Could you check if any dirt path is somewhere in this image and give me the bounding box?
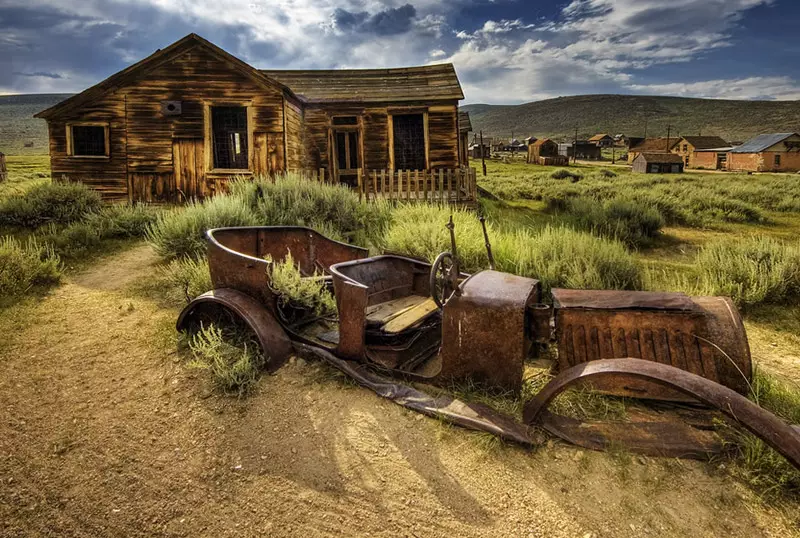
[1,243,798,537]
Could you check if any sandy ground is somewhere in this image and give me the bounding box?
[1,243,799,537]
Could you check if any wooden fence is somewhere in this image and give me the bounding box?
[285,167,478,204]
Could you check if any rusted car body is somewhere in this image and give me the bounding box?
[177,225,800,469]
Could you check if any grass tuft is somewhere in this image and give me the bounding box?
[267,252,337,316]
[187,323,263,396]
[0,236,62,299]
[160,257,212,303]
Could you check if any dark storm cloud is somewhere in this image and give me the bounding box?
[333,4,417,35]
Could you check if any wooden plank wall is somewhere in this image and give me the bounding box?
[427,105,459,169]
[47,94,129,202]
[284,97,304,170]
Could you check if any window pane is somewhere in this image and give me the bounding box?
[72,125,106,156]
[392,114,425,170]
[212,106,248,169]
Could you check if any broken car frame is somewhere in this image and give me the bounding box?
[177,221,800,470]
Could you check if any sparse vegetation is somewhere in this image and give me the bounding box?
[694,236,800,308]
[267,252,337,317]
[161,256,212,302]
[187,323,263,396]
[147,174,392,260]
[386,204,642,293]
[562,197,664,247]
[0,236,61,300]
[0,182,102,228]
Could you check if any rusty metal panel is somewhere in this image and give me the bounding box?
[550,289,752,398]
[439,270,540,393]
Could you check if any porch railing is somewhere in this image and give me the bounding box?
[284,167,478,204]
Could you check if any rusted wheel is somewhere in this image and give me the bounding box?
[430,251,457,309]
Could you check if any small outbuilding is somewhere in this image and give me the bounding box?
[528,139,569,166]
[628,137,680,163]
[727,133,800,172]
[632,153,684,174]
[559,141,601,160]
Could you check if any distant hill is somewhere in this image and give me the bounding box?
[463,95,800,143]
[0,94,72,155]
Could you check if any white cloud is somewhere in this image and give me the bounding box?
[626,77,800,101]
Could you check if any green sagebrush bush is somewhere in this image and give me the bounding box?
[550,169,583,181]
[0,236,62,297]
[266,252,337,316]
[147,174,392,260]
[161,256,212,302]
[694,236,800,307]
[385,204,641,294]
[565,197,664,248]
[0,182,102,228]
[188,323,263,396]
[40,204,160,258]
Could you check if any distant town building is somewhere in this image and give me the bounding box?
[528,139,569,166]
[672,136,731,169]
[632,153,685,174]
[558,141,601,160]
[727,133,800,172]
[588,133,615,148]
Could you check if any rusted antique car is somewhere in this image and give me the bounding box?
[177,223,800,468]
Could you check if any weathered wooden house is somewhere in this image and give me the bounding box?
[671,136,730,169]
[559,141,601,160]
[458,111,471,166]
[528,139,568,166]
[627,138,680,163]
[35,33,475,203]
[727,133,800,172]
[632,153,684,174]
[588,134,614,148]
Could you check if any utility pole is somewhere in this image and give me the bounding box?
[480,130,487,176]
[573,126,578,164]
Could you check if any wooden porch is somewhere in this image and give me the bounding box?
[286,167,478,205]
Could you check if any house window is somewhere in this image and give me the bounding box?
[392,114,426,170]
[69,124,108,157]
[211,106,248,170]
[335,131,360,171]
[775,154,782,166]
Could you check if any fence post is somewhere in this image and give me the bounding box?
[389,169,395,201]
[0,152,6,183]
[438,169,444,203]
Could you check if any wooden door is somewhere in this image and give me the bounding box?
[333,130,361,188]
[173,138,206,201]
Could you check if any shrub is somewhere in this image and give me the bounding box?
[147,195,259,259]
[87,204,160,238]
[267,252,337,316]
[188,324,262,396]
[0,236,62,297]
[147,174,392,260]
[230,175,392,248]
[0,182,102,228]
[40,222,103,257]
[694,236,800,307]
[161,257,212,302]
[385,205,642,294]
[595,169,617,179]
[550,169,583,181]
[566,197,664,247]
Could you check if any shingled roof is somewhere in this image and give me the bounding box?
[261,64,464,103]
[730,133,800,153]
[680,136,730,149]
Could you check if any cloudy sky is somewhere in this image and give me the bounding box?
[2,0,799,103]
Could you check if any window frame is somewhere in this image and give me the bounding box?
[388,110,429,171]
[66,122,110,159]
[774,154,782,166]
[204,102,254,175]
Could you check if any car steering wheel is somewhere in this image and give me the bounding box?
[430,251,458,309]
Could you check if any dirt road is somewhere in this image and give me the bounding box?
[1,243,797,537]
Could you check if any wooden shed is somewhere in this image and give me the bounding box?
[632,153,684,174]
[35,33,475,204]
[588,134,614,148]
[527,139,568,166]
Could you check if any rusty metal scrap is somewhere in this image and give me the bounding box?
[524,359,800,469]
